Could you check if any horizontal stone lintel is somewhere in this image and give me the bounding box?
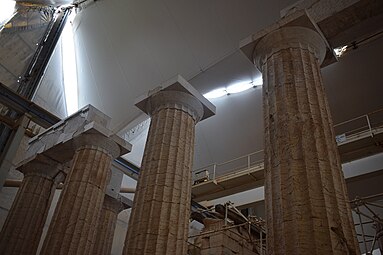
[19,105,131,169]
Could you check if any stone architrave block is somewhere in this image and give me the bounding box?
[20,105,131,167]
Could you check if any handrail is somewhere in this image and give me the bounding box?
[193,108,383,183]
[333,108,383,128]
[334,108,383,144]
[216,149,263,168]
[335,114,373,138]
[193,149,263,173]
[192,149,264,181]
[333,114,369,128]
[333,108,383,140]
[194,163,216,173]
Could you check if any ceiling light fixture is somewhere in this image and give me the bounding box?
[334,45,348,57]
[252,77,263,86]
[203,88,227,99]
[203,78,263,99]
[226,81,254,94]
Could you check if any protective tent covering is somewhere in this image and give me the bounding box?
[0,3,68,118]
[0,4,53,91]
[34,38,67,118]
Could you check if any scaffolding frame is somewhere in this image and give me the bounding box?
[189,202,266,255]
[350,193,383,254]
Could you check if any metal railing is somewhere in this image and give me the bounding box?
[192,149,264,184]
[334,109,383,145]
[192,108,383,185]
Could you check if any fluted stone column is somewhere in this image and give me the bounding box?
[92,195,124,255]
[0,156,64,255]
[123,87,211,254]
[252,26,359,254]
[40,134,120,255]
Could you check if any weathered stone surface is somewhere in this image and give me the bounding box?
[197,219,258,255]
[0,105,131,255]
[252,25,359,254]
[240,10,337,68]
[0,156,64,255]
[92,195,124,255]
[124,93,200,254]
[24,104,131,165]
[124,77,214,255]
[40,137,119,255]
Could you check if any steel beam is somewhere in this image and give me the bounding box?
[0,82,60,128]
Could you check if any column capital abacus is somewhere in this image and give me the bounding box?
[135,75,215,124]
[253,26,326,70]
[146,90,204,123]
[18,154,65,184]
[240,10,337,70]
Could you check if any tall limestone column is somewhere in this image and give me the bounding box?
[92,195,124,255]
[0,155,65,255]
[241,14,360,255]
[123,76,215,255]
[40,134,121,255]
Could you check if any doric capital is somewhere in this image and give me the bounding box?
[103,194,124,213]
[73,133,121,159]
[135,75,215,123]
[18,154,65,184]
[254,26,326,70]
[146,90,204,123]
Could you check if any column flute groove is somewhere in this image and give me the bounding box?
[123,82,214,255]
[41,135,120,255]
[295,46,333,253]
[92,195,124,255]
[251,26,360,254]
[0,156,64,255]
[162,109,184,254]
